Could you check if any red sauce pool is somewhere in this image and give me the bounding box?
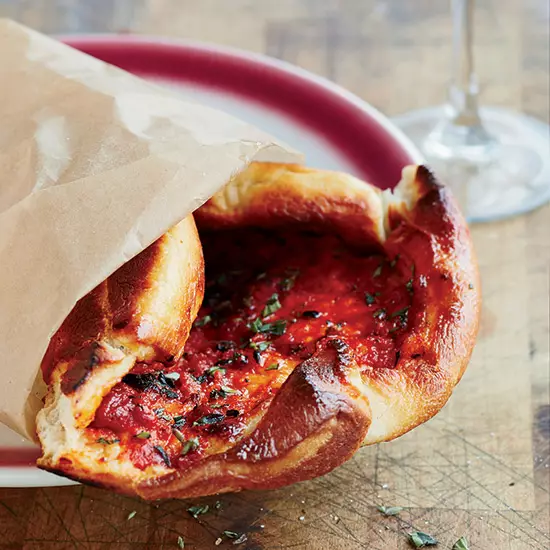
[90,229,413,469]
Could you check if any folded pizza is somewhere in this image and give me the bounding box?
[37,162,480,499]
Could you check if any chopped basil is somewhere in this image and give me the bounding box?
[249,318,287,336]
[127,510,137,520]
[408,532,438,548]
[193,413,225,426]
[216,340,235,352]
[233,534,248,545]
[302,310,321,318]
[373,264,383,278]
[164,372,180,381]
[253,350,262,364]
[223,531,240,539]
[249,341,270,351]
[391,306,410,325]
[172,428,187,444]
[180,437,199,456]
[211,386,239,399]
[205,366,226,376]
[389,254,400,268]
[280,269,300,291]
[177,535,185,549]
[123,372,178,399]
[452,537,469,550]
[214,500,223,510]
[376,505,403,516]
[187,504,209,518]
[266,362,279,371]
[96,437,119,445]
[220,385,239,395]
[154,408,173,422]
[153,445,171,467]
[173,415,185,427]
[194,315,212,328]
[373,308,386,320]
[136,431,151,439]
[262,293,282,317]
[365,292,376,305]
[406,279,414,293]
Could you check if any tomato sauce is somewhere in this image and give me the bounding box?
[90,229,413,469]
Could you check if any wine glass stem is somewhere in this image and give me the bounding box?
[449,0,481,127]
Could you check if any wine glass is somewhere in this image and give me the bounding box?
[393,0,550,223]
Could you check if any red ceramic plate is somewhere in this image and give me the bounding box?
[0,35,420,487]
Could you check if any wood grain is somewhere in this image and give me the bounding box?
[0,0,548,549]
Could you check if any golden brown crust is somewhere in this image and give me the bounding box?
[37,162,480,499]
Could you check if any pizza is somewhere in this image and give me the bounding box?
[36,162,480,499]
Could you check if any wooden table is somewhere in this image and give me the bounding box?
[0,1,548,548]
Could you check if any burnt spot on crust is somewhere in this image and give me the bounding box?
[60,343,101,394]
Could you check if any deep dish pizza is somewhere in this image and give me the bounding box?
[36,162,480,499]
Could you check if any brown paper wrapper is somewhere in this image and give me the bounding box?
[0,19,301,441]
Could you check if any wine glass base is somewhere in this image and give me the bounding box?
[393,106,550,223]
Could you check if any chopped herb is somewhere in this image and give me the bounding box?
[223,531,240,539]
[96,437,119,445]
[216,340,235,352]
[232,351,248,364]
[127,510,137,520]
[389,254,400,267]
[302,310,321,318]
[177,535,185,549]
[249,317,287,336]
[215,357,233,366]
[365,292,376,305]
[136,431,151,439]
[373,264,383,278]
[211,386,239,399]
[253,350,262,364]
[408,532,438,548]
[280,269,300,291]
[155,408,173,422]
[232,534,248,545]
[262,293,282,317]
[373,308,386,320]
[173,415,185,427]
[215,500,223,510]
[153,445,171,467]
[164,372,180,381]
[205,366,226,376]
[226,409,240,417]
[452,537,469,550]
[180,437,199,456]
[249,341,270,351]
[123,372,178,399]
[377,505,403,516]
[193,413,225,426]
[187,504,209,519]
[211,404,226,409]
[172,428,187,444]
[194,315,212,328]
[391,306,410,325]
[406,279,414,293]
[266,362,280,371]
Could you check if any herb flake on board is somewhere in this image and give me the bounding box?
[127,511,137,520]
[177,535,185,549]
[187,504,209,519]
[365,292,376,305]
[376,505,403,516]
[373,308,386,320]
[194,315,212,328]
[266,362,280,371]
[136,431,151,439]
[408,531,438,548]
[373,264,383,278]
[249,318,287,336]
[452,537,469,550]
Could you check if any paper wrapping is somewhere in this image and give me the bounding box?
[0,19,301,441]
